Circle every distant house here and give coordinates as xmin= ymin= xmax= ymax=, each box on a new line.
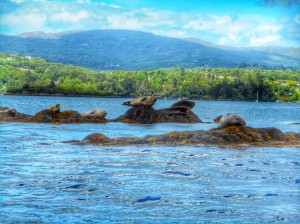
xmin=7 ymin=56 xmax=15 ymax=61
xmin=17 ymin=68 xmax=30 ymax=71
xmin=25 ymin=56 xmax=32 ymax=60
xmin=279 ymin=82 xmax=289 ymax=87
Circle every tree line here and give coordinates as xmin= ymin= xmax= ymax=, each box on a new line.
xmin=0 ymin=52 xmax=299 ymax=102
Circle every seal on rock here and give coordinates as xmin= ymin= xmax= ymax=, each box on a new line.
xmin=47 ymin=104 xmax=60 ymax=113
xmin=217 ymin=113 xmax=246 ymax=128
xmin=213 ymin=115 xmax=223 ymax=123
xmin=80 ymin=110 xmax=107 ymax=118
xmin=123 ymin=96 xmax=157 ymax=107
xmin=171 ymin=100 xmax=195 ymax=109
xmin=0 ymin=108 xmax=17 ymax=117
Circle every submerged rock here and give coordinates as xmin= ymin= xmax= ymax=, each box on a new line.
xmin=72 ymin=126 xmax=300 ymax=148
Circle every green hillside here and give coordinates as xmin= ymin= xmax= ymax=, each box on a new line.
xmin=0 ymin=52 xmax=299 ymax=102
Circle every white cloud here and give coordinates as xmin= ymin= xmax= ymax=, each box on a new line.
xmin=250 ymin=35 xmax=281 ymax=46
xmin=109 ymin=4 xmax=121 ymax=9
xmin=0 ymin=0 xmax=295 ymax=47
xmin=9 ymin=0 xmax=25 ymax=3
xmin=2 ymin=11 xmax=46 ymax=33
xmin=151 ymin=29 xmax=188 ymax=38
xmin=184 ymin=14 xmax=283 ymax=46
xmin=51 ymin=10 xmax=89 ymax=23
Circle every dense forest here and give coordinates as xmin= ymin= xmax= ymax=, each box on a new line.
xmin=0 ymin=52 xmax=299 ymax=102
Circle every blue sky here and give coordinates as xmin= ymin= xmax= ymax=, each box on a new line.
xmin=0 ymin=0 xmax=299 ymax=47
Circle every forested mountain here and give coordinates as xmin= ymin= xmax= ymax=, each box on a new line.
xmin=0 ymin=30 xmax=299 ymax=70
xmin=1 ymin=52 xmax=299 ymax=102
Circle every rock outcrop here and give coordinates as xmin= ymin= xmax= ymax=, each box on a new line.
xmin=70 ymin=126 xmax=300 ymax=148
xmin=115 ymin=98 xmax=201 ymax=124
xmin=0 ymin=105 xmax=107 ymax=124
xmin=0 ymin=107 xmax=31 ymax=122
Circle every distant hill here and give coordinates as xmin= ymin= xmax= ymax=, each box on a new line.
xmin=0 ymin=29 xmax=299 ymax=70
xmin=184 ymin=37 xmax=300 ymax=61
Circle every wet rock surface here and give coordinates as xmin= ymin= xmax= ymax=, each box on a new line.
xmin=115 ymin=98 xmax=201 ymax=124
xmin=113 ymin=106 xmax=201 ymax=124
xmin=70 ymin=126 xmax=300 ymax=148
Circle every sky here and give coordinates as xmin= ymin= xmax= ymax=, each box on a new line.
xmin=0 ymin=0 xmax=299 ymax=47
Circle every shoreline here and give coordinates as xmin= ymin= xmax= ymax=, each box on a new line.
xmin=1 ymin=93 xmax=294 ymax=103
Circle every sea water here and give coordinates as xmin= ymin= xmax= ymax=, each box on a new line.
xmin=0 ymin=96 xmax=299 ymax=223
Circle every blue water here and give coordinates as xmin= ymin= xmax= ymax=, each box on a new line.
xmin=1 ymin=96 xmax=300 ymax=223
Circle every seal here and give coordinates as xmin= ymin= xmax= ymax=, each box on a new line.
xmin=80 ymin=110 xmax=107 ymax=118
xmin=123 ymin=96 xmax=157 ymax=107
xmin=171 ymin=100 xmax=195 ymax=109
xmin=217 ymin=113 xmax=246 ymax=128
xmin=213 ymin=115 xmax=223 ymax=123
xmin=47 ymin=104 xmax=60 ymax=113
xmin=158 ymin=106 xmax=191 ymax=115
xmin=0 ymin=108 xmax=17 ymax=117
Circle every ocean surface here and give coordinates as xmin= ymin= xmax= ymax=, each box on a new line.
xmin=1 ymin=95 xmax=299 ymax=223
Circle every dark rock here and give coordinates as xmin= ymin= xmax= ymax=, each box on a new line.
xmin=31 ymin=109 xmax=57 ymax=123
xmin=114 ymin=106 xmax=163 ymax=124
xmin=83 ymin=133 xmax=109 ymax=143
xmin=115 ymin=106 xmax=201 ymax=124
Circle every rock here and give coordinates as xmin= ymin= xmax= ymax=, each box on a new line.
xmin=54 ymin=110 xmax=82 ymax=123
xmin=80 ymin=110 xmax=107 ymax=118
xmin=115 ymin=106 xmax=162 ymax=124
xmin=31 ymin=109 xmax=57 ymax=123
xmin=83 ymin=133 xmax=109 ymax=143
xmin=123 ymin=96 xmax=157 ymax=107
xmin=158 ymin=106 xmax=190 ymax=115
xmin=115 ymin=105 xmax=201 ymax=124
xmin=217 ymin=113 xmax=246 ymax=128
xmin=47 ymin=104 xmax=60 ymax=113
xmin=73 ymin=126 xmax=300 ymax=148
xmin=171 ymin=100 xmax=195 ymax=109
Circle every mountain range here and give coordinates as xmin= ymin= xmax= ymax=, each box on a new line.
xmin=0 ymin=29 xmax=299 ymax=70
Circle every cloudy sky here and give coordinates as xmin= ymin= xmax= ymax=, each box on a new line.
xmin=0 ymin=0 xmax=299 ymax=47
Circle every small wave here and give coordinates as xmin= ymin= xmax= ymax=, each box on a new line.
xmin=135 ymin=196 xmax=161 ymax=203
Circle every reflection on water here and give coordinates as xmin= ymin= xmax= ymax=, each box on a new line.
xmin=1 ymin=96 xmax=300 ymax=223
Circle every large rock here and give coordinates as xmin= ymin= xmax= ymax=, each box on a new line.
xmin=114 ymin=105 xmax=201 ymax=124
xmin=72 ymin=126 xmax=300 ymax=148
